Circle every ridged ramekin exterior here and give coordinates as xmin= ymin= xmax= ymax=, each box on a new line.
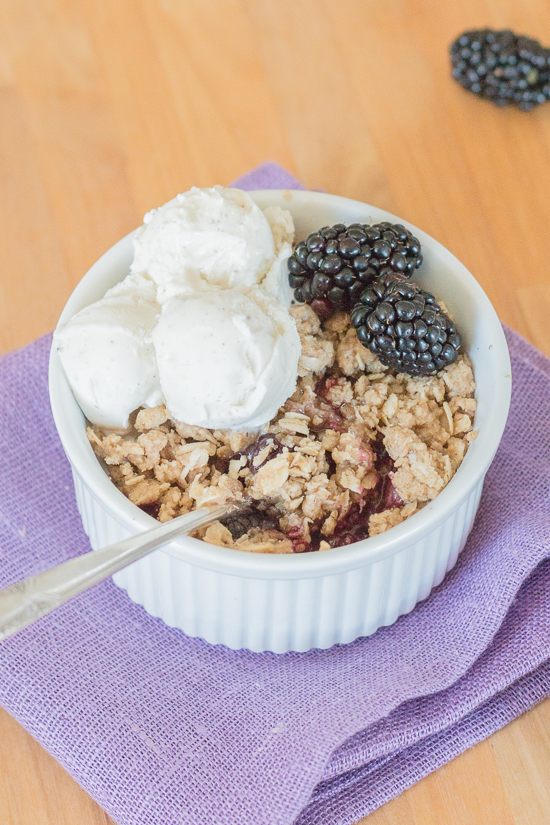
xmin=72 ymin=468 xmax=484 ymax=652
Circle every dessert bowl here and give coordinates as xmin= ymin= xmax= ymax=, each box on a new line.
xmin=49 ymin=190 xmax=512 ymax=653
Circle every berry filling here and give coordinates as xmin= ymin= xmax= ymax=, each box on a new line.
xmin=305 ymin=441 xmax=403 ymax=551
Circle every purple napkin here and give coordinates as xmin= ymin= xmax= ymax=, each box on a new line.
xmin=1 ymin=163 xmax=550 ymax=825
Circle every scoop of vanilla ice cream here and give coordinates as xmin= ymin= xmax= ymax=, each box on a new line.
xmin=131 ymin=186 xmax=294 ymax=301
xmin=54 ymin=273 xmax=163 ymax=429
xmin=153 ymin=287 xmax=300 ymax=430
xmin=57 ymin=187 xmax=300 ymax=432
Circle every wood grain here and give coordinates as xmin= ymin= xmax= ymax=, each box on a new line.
xmin=0 ymin=0 xmax=549 ymax=823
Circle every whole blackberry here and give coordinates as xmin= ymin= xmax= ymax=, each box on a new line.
xmin=350 ymin=278 xmax=461 ymax=376
xmin=287 ymin=222 xmax=422 ymax=311
xmin=450 ymin=29 xmax=550 ymax=109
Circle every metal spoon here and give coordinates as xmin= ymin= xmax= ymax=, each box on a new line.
xmin=0 ymin=502 xmax=238 ymax=641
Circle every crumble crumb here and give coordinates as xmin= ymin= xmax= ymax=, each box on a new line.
xmin=369 ymin=502 xmax=419 ymax=536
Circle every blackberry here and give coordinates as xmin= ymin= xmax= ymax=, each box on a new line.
xmin=450 ymin=29 xmax=550 ymax=109
xmin=350 ymin=278 xmax=461 ymax=376
xmin=288 ymin=222 xmax=422 ymax=311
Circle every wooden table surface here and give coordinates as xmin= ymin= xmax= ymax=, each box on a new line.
xmin=1 ymin=1 xmax=550 ymax=823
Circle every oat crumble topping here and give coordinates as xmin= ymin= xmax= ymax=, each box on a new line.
xmin=88 ymin=304 xmax=477 ymax=553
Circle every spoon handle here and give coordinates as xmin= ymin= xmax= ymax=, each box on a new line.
xmin=0 ymin=504 xmax=231 ymax=641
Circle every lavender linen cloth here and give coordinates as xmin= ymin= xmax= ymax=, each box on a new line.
xmin=1 ymin=163 xmax=550 ymax=825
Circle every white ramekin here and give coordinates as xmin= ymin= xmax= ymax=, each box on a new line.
xmin=49 ymin=190 xmax=511 ymax=653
